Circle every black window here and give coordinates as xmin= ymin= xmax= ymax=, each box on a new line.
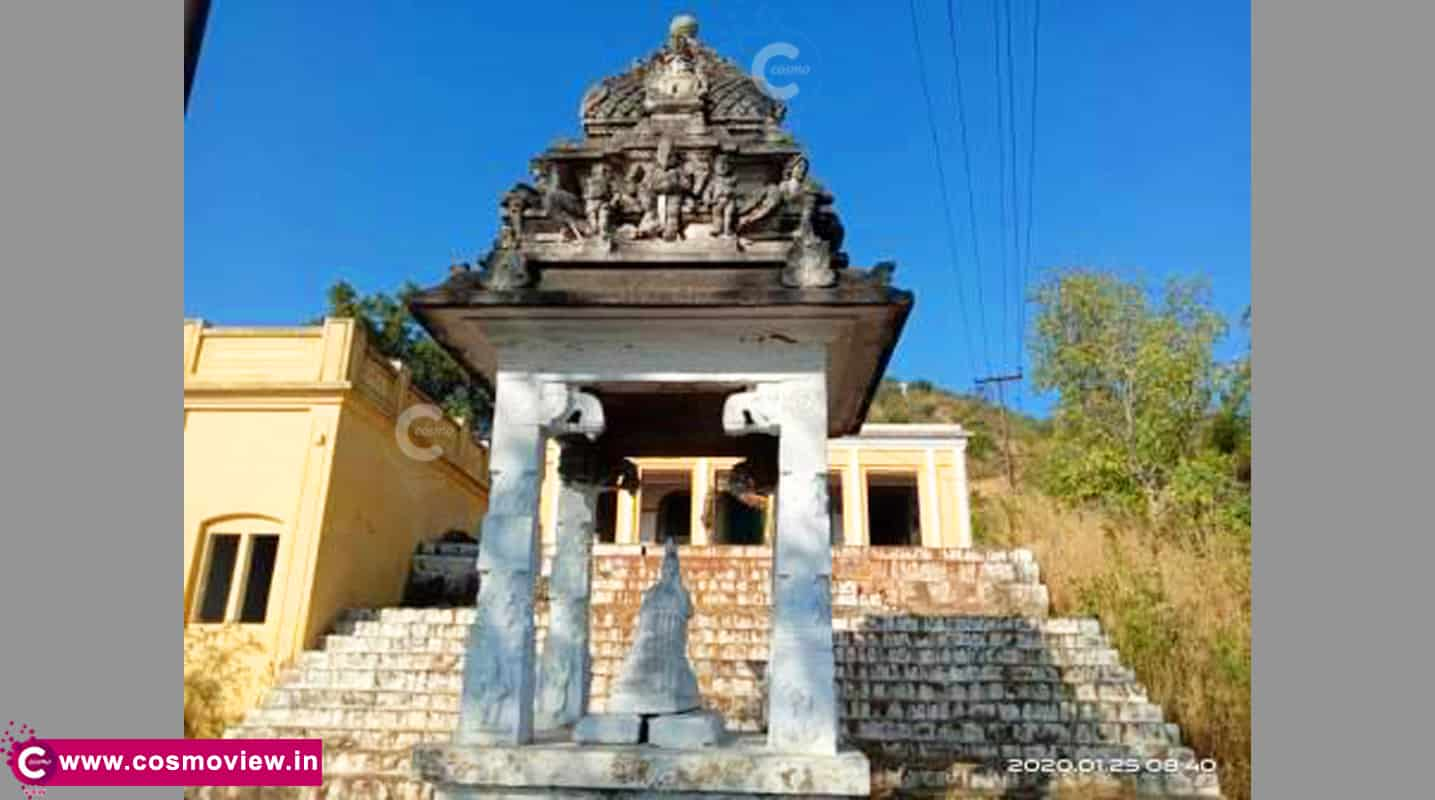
xmin=239 ymin=534 xmax=280 ymax=623
xmin=197 ymin=534 xmax=240 ymax=622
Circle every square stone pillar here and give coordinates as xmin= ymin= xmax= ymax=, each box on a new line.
xmin=723 ymin=376 xmax=840 ymax=755
xmin=457 ymin=374 xmax=603 ymax=745
xmin=535 ymin=443 xmax=601 ymax=731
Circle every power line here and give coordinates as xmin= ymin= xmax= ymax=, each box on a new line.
xmin=1018 ymin=0 xmax=1042 ymax=393
xmin=1003 ymin=0 xmax=1023 ymax=373
xmin=943 ymin=0 xmax=995 ymax=381
xmin=990 ymin=0 xmax=1013 ymax=371
xmin=908 ymin=0 xmax=986 ymax=381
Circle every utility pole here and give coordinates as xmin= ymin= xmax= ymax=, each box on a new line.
xmin=974 ymin=372 xmax=1023 ymax=489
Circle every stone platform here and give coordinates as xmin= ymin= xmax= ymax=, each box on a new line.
xmin=412 ymin=736 xmax=870 ymax=798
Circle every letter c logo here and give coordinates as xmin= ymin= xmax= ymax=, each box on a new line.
xmin=396 ymin=404 xmax=444 ymax=462
xmin=15 ymin=742 xmax=57 ymax=784
xmin=752 ymin=42 xmax=802 ymax=100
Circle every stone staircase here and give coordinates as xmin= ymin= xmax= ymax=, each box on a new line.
xmin=197 ymin=546 xmax=1220 ymax=798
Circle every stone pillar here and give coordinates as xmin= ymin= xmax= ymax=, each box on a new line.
xmin=457 ymin=375 xmax=603 ymax=745
xmin=535 ymin=440 xmax=601 ymax=731
xmin=723 ymin=377 xmax=839 ymax=755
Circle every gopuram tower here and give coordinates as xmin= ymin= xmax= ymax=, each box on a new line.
xmin=410 ymin=15 xmax=910 ymax=797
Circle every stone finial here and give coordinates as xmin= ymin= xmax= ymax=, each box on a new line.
xmin=669 ymin=14 xmax=699 ymax=40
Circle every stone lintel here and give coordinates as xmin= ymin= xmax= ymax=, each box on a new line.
xmin=413 ymin=739 xmax=870 ymax=797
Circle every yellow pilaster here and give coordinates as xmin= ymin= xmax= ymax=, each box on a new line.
xmin=841 ymin=446 xmax=865 ymax=546
xmin=539 ymin=441 xmax=560 ymax=547
xmin=616 ymin=485 xmax=638 ymax=544
xmin=690 ymin=458 xmax=710 ymax=545
xmin=919 ymin=447 xmax=943 ymax=548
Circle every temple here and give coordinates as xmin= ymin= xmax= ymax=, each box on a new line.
xmin=183 ymin=14 xmax=1222 ymax=799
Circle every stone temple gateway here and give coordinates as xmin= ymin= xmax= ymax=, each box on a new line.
xmin=408 ymin=15 xmax=901 ymax=796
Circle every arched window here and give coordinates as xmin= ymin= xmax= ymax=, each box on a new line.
xmin=192 ymin=516 xmax=282 ymax=624
xmin=656 ymin=490 xmax=692 ymax=544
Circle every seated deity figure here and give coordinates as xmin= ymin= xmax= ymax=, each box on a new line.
xmin=606 ymin=538 xmax=702 ymax=715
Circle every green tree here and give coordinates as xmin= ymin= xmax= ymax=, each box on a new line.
xmin=1207 ymin=307 xmax=1251 ymax=483
xmin=1031 ymin=270 xmax=1228 ymax=515
xmin=320 ymin=281 xmax=493 ymax=431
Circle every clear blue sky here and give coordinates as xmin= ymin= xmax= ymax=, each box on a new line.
xmin=184 ymin=0 xmax=1249 ymax=413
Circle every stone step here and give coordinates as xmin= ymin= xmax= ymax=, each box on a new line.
xmin=846 ymin=719 xmax=1180 ymax=745
xmin=262 ymin=688 xmax=460 ymax=710
xmin=843 ymin=701 xmax=1164 ymax=723
xmin=836 ymin=683 xmax=1147 ymax=704
xmin=242 ymin=707 xmax=457 ymax=731
xmin=334 ymin=612 xmax=1092 ymax=637
xmin=283 ymin=669 xmax=463 ymax=692
xmin=224 ymin=726 xmax=446 ymax=750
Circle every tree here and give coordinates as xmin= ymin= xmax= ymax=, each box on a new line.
xmin=1207 ymin=307 xmax=1251 ymax=483
xmin=320 ymin=281 xmax=493 ymax=431
xmin=1031 ymin=270 xmax=1228 ymax=514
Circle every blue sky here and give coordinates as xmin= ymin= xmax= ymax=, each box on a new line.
xmin=184 ymin=0 xmax=1249 ymax=413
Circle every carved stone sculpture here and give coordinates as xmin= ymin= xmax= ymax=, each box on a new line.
xmin=582 ymin=162 xmax=615 ymax=245
xmin=634 ymin=137 xmax=689 ymax=241
xmin=606 ymin=538 xmax=702 ymax=715
xmin=478 ymin=224 xmax=531 ymax=290
xmin=782 ymin=227 xmax=836 ymax=288
xmin=706 ymin=153 xmax=738 ymax=238
xmin=537 ymin=163 xmax=586 ymax=241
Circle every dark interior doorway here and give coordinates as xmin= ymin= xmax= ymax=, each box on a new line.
xmin=715 ymin=492 xmax=766 ymax=545
xmin=867 ymin=474 xmax=920 ymax=546
xmin=657 ymin=490 xmax=692 ymax=544
xmin=595 ymin=490 xmax=617 ymax=543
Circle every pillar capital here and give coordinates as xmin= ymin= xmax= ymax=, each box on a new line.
xmin=540 ymin=385 xmax=605 ymax=440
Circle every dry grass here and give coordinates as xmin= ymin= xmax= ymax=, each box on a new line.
xmin=183 ymin=625 xmax=274 ymax=738
xmin=974 ymin=488 xmax=1251 ymax=800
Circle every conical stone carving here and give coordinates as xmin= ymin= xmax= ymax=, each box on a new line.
xmin=606 ymin=538 xmax=702 ymax=715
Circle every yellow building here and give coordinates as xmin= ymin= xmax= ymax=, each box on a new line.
xmin=183 ymin=319 xmax=490 ymax=724
xmin=535 ymin=425 xmax=972 ymax=550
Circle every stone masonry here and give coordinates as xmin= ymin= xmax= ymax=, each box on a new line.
xmin=196 ymin=547 xmax=1220 ymax=799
